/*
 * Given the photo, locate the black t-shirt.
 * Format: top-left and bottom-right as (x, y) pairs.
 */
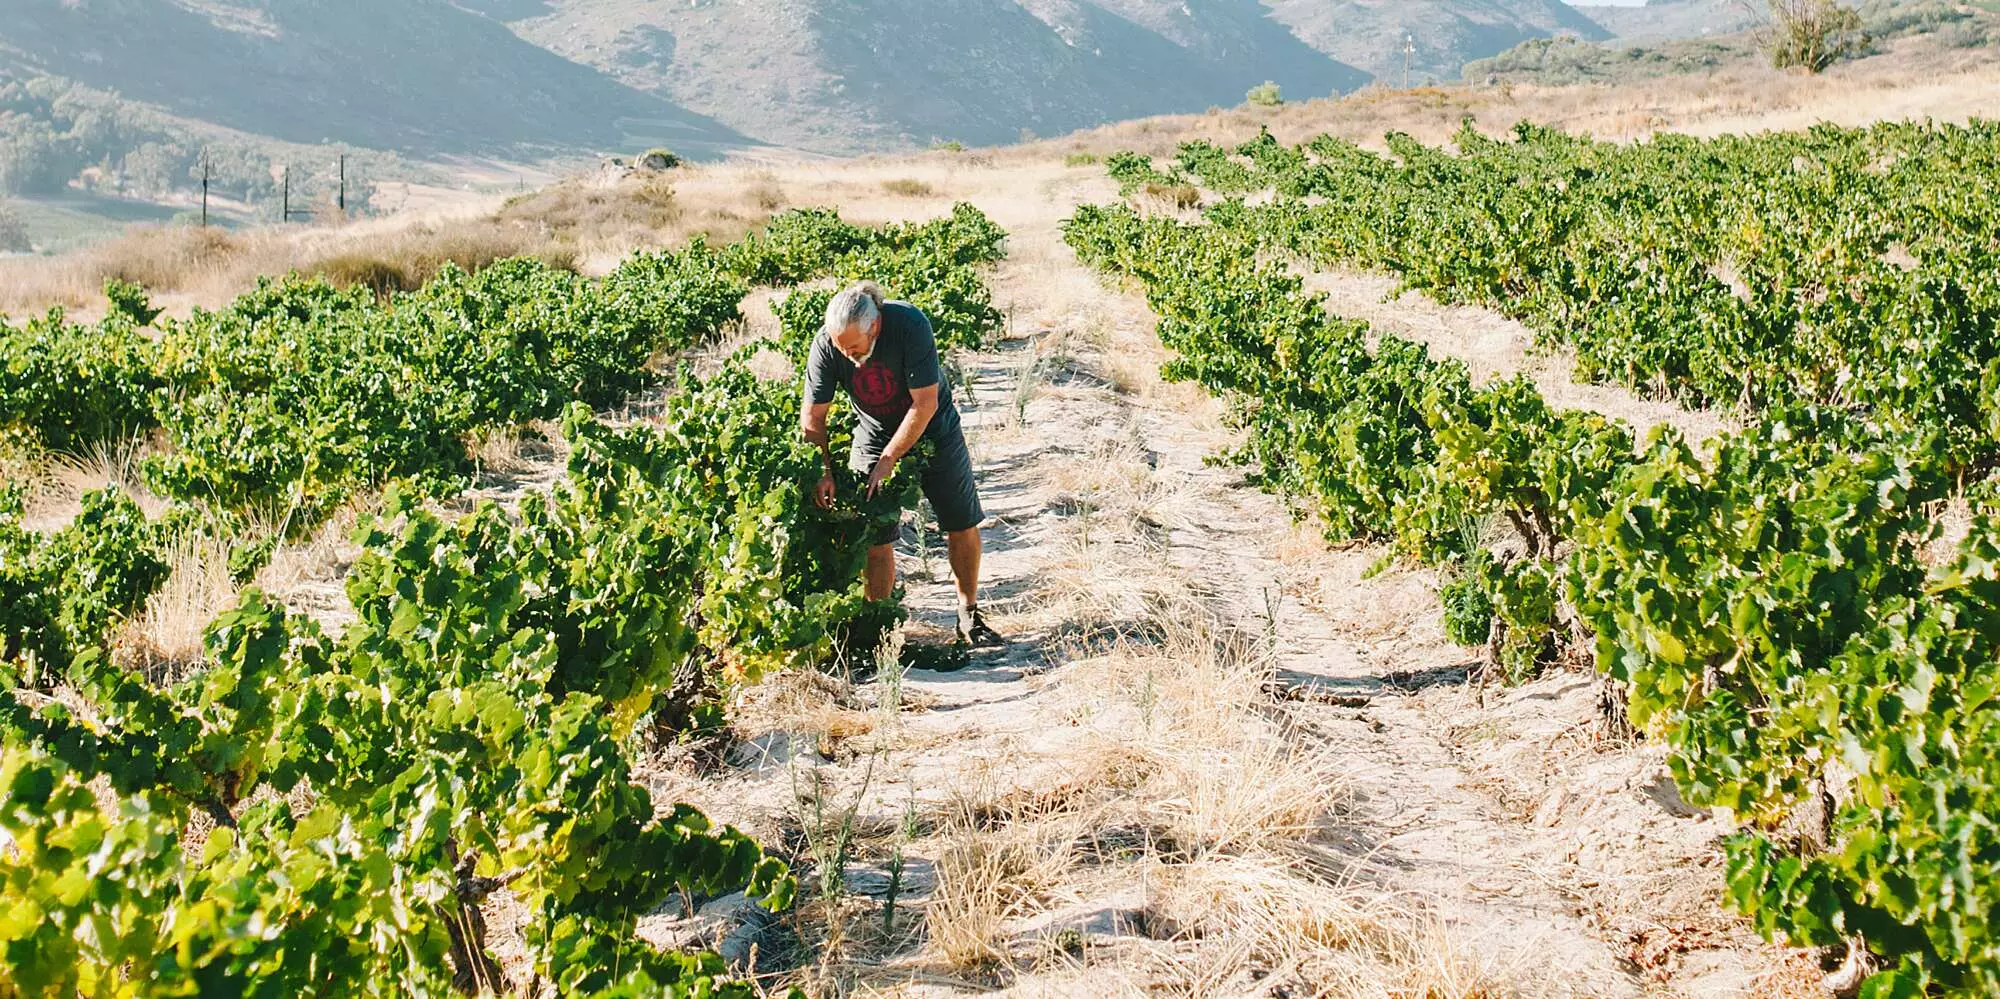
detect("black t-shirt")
(805, 300), (961, 453)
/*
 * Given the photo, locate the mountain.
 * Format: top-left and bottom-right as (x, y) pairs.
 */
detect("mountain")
(2, 0), (1628, 169)
(494, 0), (1611, 153)
(496, 0), (1370, 153)
(0, 0), (746, 157)
(1571, 0), (1764, 43)
(1265, 0), (1611, 83)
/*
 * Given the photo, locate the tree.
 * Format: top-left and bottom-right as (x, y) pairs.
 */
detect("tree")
(1762, 0), (1867, 72)
(1246, 81), (1283, 107)
(0, 199), (29, 253)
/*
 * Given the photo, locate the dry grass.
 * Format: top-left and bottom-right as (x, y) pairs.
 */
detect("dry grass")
(732, 668), (882, 761)
(114, 531), (237, 683)
(880, 178), (935, 198)
(0, 167), (783, 316)
(20, 437), (164, 531)
(907, 600), (1511, 996)
(313, 218), (581, 294)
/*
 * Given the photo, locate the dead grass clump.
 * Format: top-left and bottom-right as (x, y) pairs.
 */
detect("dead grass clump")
(312, 220), (578, 294)
(747, 176), (788, 212)
(23, 437), (164, 531)
(0, 224), (245, 312)
(254, 501), (364, 613)
(732, 668), (878, 756)
(495, 176), (682, 240)
(1139, 181), (1199, 211)
(90, 224), (243, 290)
(928, 789), (1098, 973)
(881, 178), (935, 197)
(115, 531), (238, 684)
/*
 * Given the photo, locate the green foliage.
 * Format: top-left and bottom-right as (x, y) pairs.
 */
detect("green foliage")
(0, 70), (391, 206)
(1073, 119), (2000, 992)
(1104, 151), (1181, 196)
(146, 244), (746, 526)
(1245, 80), (1283, 107)
(0, 486), (166, 676)
(1438, 568), (1493, 647)
(1173, 141), (1260, 194)
(0, 308), (161, 453)
(774, 287), (836, 364)
(0, 350), (936, 991)
(1200, 119), (2000, 463)
(101, 278), (161, 326)
(1766, 0), (1870, 72)
(727, 203), (1008, 352)
(0, 214), (998, 991)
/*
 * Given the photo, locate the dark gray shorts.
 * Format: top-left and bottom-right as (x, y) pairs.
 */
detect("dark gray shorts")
(852, 427), (984, 546)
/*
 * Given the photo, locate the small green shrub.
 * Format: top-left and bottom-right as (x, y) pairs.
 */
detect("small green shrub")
(1063, 152), (1101, 167)
(1765, 0), (1867, 72)
(1439, 572), (1493, 647)
(639, 147), (682, 170)
(103, 279), (162, 326)
(1246, 81), (1283, 107)
(932, 139), (966, 153)
(881, 178), (934, 197)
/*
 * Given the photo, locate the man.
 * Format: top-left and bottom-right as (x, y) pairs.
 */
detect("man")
(800, 281), (1005, 648)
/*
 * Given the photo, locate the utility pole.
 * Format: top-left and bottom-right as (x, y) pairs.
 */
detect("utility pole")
(337, 153), (346, 217)
(199, 150), (210, 228)
(1403, 34), (1416, 90)
(281, 165), (311, 223)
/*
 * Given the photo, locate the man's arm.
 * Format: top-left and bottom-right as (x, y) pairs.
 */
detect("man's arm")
(801, 396), (838, 509)
(866, 384), (939, 498)
(800, 398), (836, 472)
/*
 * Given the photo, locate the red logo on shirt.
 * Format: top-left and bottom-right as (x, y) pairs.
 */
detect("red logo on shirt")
(851, 361), (907, 418)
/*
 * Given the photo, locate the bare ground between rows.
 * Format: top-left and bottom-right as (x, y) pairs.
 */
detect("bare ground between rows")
(631, 251), (1816, 995)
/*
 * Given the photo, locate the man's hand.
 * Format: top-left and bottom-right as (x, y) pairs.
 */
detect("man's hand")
(815, 474), (837, 510)
(866, 453), (899, 499)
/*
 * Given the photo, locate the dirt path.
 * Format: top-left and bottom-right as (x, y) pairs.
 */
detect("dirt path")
(636, 238), (1816, 996)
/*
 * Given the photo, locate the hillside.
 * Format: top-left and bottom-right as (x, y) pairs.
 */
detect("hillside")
(499, 0), (1368, 153)
(493, 0), (1608, 153)
(1266, 0), (1609, 83)
(0, 0), (745, 158)
(1, 0), (1632, 166)
(1473, 0), (1998, 87)
(1574, 0), (1762, 42)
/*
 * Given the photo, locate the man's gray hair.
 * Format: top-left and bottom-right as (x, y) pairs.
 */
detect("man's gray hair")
(824, 280), (887, 334)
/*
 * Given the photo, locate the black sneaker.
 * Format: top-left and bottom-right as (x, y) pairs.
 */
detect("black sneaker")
(957, 607), (1006, 649)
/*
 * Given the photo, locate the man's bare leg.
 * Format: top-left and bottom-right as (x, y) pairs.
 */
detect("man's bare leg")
(947, 527), (1004, 647)
(946, 527), (982, 610)
(865, 544), (896, 602)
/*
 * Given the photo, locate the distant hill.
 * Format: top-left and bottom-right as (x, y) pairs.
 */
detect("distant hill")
(494, 1), (1615, 154)
(1572, 0), (1763, 44)
(499, 0), (1370, 154)
(1474, 0), (1997, 86)
(1266, 0), (1610, 84)
(0, 0), (746, 158)
(1, 0), (1652, 177)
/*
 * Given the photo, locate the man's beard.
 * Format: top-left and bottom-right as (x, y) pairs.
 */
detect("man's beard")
(852, 341), (876, 367)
